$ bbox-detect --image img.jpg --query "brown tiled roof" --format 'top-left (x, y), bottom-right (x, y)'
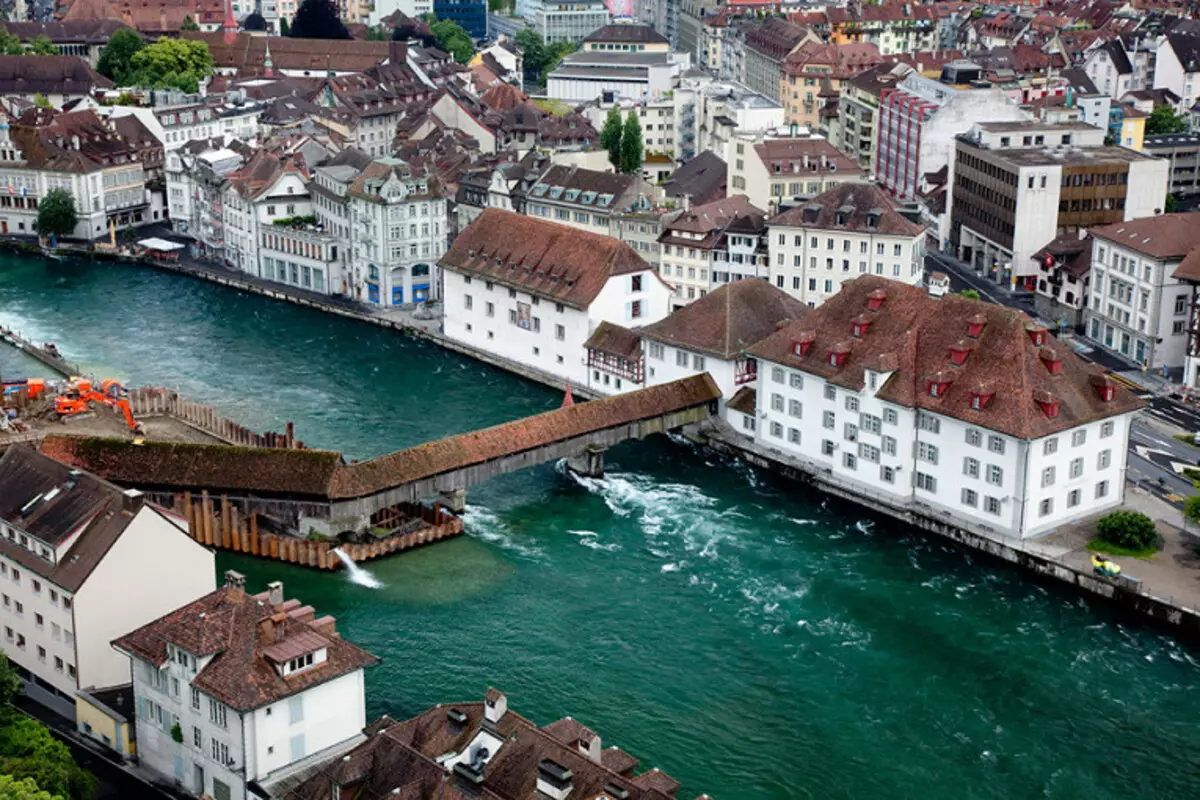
top-left (114, 582), bottom-right (377, 711)
top-left (439, 208), bottom-right (652, 309)
top-left (39, 436), bottom-right (344, 498)
top-left (184, 32), bottom-right (390, 75)
top-left (753, 137), bottom-right (864, 179)
top-left (662, 194), bottom-right (763, 237)
top-left (748, 276), bottom-right (1144, 439)
top-left (744, 17), bottom-right (811, 60)
top-left (329, 374), bottom-right (721, 499)
top-left (640, 279), bottom-right (809, 359)
top-left (283, 690), bottom-right (697, 800)
top-left (662, 150), bottom-right (727, 205)
top-left (1032, 233), bottom-right (1092, 279)
top-left (479, 81), bottom-right (527, 111)
top-left (0, 20), bottom-right (132, 43)
top-left (584, 321), bottom-right (643, 360)
top-left (0, 445), bottom-right (169, 592)
top-left (0, 55), bottom-right (112, 95)
top-left (727, 386), bottom-right (757, 414)
top-left (1092, 213), bottom-right (1200, 261)
top-left (768, 182), bottom-right (925, 237)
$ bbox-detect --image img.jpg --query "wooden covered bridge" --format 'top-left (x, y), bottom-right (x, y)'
top-left (39, 375), bottom-right (720, 535)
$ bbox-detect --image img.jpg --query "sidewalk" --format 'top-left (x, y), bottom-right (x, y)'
top-left (1038, 488), bottom-right (1200, 612)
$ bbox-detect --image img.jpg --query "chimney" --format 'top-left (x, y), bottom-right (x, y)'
top-left (388, 39), bottom-right (408, 67)
top-left (267, 580), bottom-right (283, 607)
top-left (258, 615), bottom-right (277, 644)
top-left (122, 488), bottom-right (144, 513)
top-left (224, 569), bottom-right (246, 595)
top-left (578, 733), bottom-right (602, 764)
top-left (483, 688), bottom-right (507, 726)
top-left (311, 615), bottom-right (338, 638)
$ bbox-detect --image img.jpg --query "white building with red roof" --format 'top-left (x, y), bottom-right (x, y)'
top-left (747, 276), bottom-right (1143, 539)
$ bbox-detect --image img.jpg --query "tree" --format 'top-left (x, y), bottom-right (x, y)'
top-left (27, 37), bottom-right (57, 56)
top-left (0, 715), bottom-right (96, 800)
top-left (1096, 510), bottom-right (1158, 551)
top-left (181, 15), bottom-right (200, 31)
top-left (959, 289), bottom-right (981, 300)
top-left (1185, 495), bottom-right (1200, 527)
top-left (620, 112), bottom-right (643, 175)
top-left (32, 94), bottom-right (50, 109)
top-left (0, 774), bottom-right (58, 800)
top-left (515, 28), bottom-right (547, 84)
top-left (0, 655), bottom-right (20, 712)
top-left (280, 16), bottom-right (290, 36)
top-left (289, 0), bottom-right (350, 39)
top-left (0, 29), bottom-right (25, 55)
top-left (97, 28), bottom-right (145, 84)
top-left (1146, 104), bottom-right (1187, 136)
top-left (601, 106), bottom-right (623, 171)
top-left (428, 18), bottom-right (474, 64)
top-left (128, 38), bottom-right (214, 94)
top-left (1166, 192), bottom-right (1179, 213)
top-left (36, 189), bottom-right (78, 241)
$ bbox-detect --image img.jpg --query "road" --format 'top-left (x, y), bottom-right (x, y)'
top-left (925, 250), bottom-right (1200, 508)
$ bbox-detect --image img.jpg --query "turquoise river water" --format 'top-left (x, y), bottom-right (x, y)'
top-left (2, 256), bottom-right (1199, 799)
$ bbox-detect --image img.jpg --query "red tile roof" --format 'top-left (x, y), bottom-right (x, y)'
top-left (639, 278), bottom-right (809, 359)
top-left (753, 137), bottom-right (864, 179)
top-left (113, 581), bottom-right (378, 712)
top-left (768, 182), bottom-right (925, 238)
top-left (748, 276), bottom-right (1144, 439)
top-left (440, 208), bottom-right (653, 310)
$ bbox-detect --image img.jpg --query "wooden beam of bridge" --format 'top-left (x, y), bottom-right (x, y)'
top-left (38, 375), bottom-right (721, 523)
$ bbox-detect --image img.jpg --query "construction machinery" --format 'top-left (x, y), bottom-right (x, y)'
top-left (54, 377), bottom-right (142, 433)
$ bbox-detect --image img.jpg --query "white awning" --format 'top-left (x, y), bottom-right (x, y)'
top-left (137, 237), bottom-right (185, 251)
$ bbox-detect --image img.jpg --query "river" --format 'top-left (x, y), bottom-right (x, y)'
top-left (2, 255), bottom-right (1199, 799)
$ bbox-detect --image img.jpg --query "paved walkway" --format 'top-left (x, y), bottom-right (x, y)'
top-left (1039, 489), bottom-right (1200, 612)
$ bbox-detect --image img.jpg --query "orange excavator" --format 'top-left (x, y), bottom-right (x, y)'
top-left (54, 378), bottom-right (142, 434)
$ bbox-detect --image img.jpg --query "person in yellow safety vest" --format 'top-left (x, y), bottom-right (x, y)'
top-left (1091, 554), bottom-right (1121, 577)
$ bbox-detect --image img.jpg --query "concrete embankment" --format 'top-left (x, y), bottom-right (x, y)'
top-left (695, 423), bottom-right (1200, 640)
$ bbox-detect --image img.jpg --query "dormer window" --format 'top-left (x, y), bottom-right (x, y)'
top-left (851, 315), bottom-right (871, 338)
top-left (969, 390), bottom-right (994, 410)
top-left (1034, 390), bottom-right (1060, 418)
top-left (949, 341), bottom-right (970, 366)
top-left (967, 314), bottom-right (986, 338)
top-left (1090, 374), bottom-right (1117, 402)
top-left (1026, 323), bottom-right (1047, 347)
top-left (793, 331), bottom-right (817, 357)
top-left (865, 209), bottom-right (881, 229)
top-left (866, 288), bottom-right (887, 311)
top-left (828, 342), bottom-right (851, 368)
top-left (1040, 348), bottom-right (1063, 375)
top-left (927, 372), bottom-right (953, 398)
top-left (287, 652), bottom-right (314, 672)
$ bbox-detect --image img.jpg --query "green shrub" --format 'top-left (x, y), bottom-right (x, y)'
top-left (1096, 510), bottom-right (1158, 551)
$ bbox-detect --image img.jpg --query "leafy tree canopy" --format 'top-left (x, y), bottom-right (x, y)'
top-left (1185, 494), bottom-right (1200, 525)
top-left (425, 16), bottom-right (474, 64)
top-left (620, 112), bottom-right (643, 175)
top-left (0, 774), bottom-right (59, 800)
top-left (1096, 510), bottom-right (1158, 551)
top-left (1146, 103), bottom-right (1187, 136)
top-left (128, 38), bottom-right (214, 94)
top-left (27, 36), bottom-right (57, 56)
top-left (0, 30), bottom-right (26, 55)
top-left (181, 14), bottom-right (200, 31)
top-left (289, 0), bottom-right (350, 40)
top-left (36, 189), bottom-right (79, 240)
top-left (97, 28), bottom-right (146, 84)
top-left (601, 106), bottom-right (623, 170)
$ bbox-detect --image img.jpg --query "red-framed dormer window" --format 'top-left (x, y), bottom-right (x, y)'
top-left (1091, 374), bottom-right (1117, 402)
top-left (793, 335), bottom-right (815, 358)
top-left (969, 391), bottom-right (994, 410)
top-left (829, 349), bottom-right (849, 368)
top-left (967, 314), bottom-right (986, 338)
top-left (949, 343), bottom-right (970, 366)
top-left (866, 288), bottom-right (887, 311)
top-left (928, 377), bottom-right (951, 398)
top-left (1035, 391), bottom-right (1060, 418)
top-left (851, 316), bottom-right (871, 338)
top-left (1040, 348), bottom-right (1063, 375)
top-left (1027, 324), bottom-right (1047, 347)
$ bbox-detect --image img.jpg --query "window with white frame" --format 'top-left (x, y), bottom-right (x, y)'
top-left (859, 443), bottom-right (880, 462)
top-left (984, 496), bottom-right (1002, 515)
top-left (965, 428), bottom-right (982, 447)
top-left (963, 457), bottom-right (979, 478)
top-left (1071, 429), bottom-right (1087, 447)
top-left (1067, 489), bottom-right (1081, 508)
top-left (1069, 457), bottom-right (1084, 478)
top-left (880, 465), bottom-right (896, 483)
top-left (844, 423), bottom-right (858, 441)
top-left (823, 411), bottom-right (835, 429)
top-left (1095, 480), bottom-right (1108, 498)
top-left (789, 399), bottom-right (802, 418)
top-left (1042, 466), bottom-right (1055, 487)
top-left (882, 435), bottom-right (897, 456)
top-left (918, 442), bottom-right (938, 464)
top-left (843, 452), bottom-right (857, 470)
top-left (824, 385), bottom-right (836, 401)
top-left (961, 488), bottom-right (978, 507)
top-left (771, 421), bottom-right (783, 438)
top-left (988, 435), bottom-right (1005, 454)
top-left (860, 414), bottom-right (881, 434)
top-left (883, 408), bottom-right (898, 425)
top-left (986, 464), bottom-right (1003, 485)
top-left (772, 367), bottom-right (784, 383)
top-left (915, 472), bottom-right (937, 492)
top-left (771, 393), bottom-right (784, 411)
top-left (789, 373), bottom-right (803, 389)
top-left (1043, 437), bottom-right (1058, 455)
top-left (918, 413), bottom-right (940, 434)
top-left (845, 396), bottom-right (859, 412)
top-left (1100, 420), bottom-right (1114, 438)
top-left (1097, 449), bottom-right (1111, 470)
top-left (1039, 498), bottom-right (1054, 517)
